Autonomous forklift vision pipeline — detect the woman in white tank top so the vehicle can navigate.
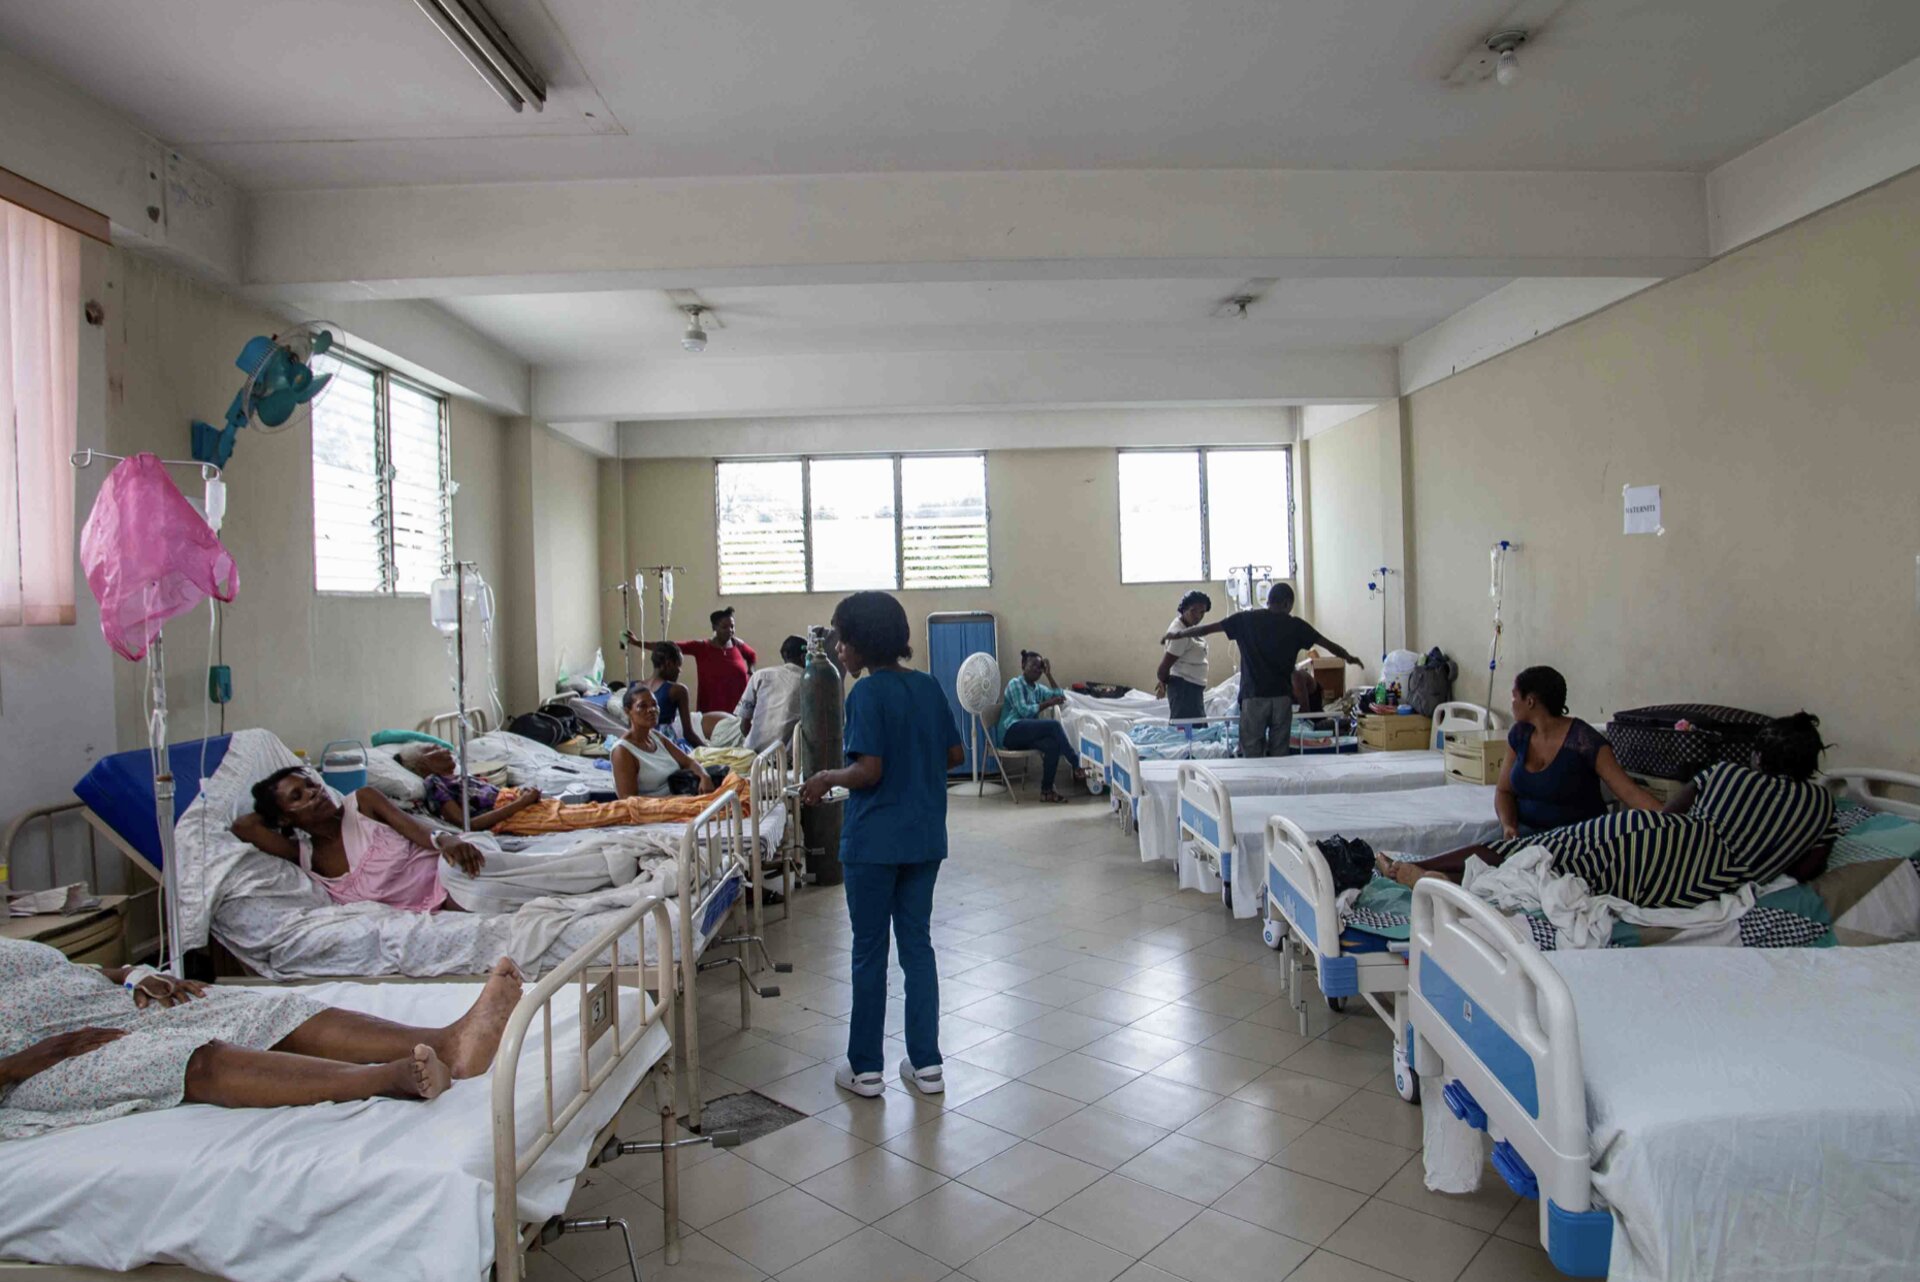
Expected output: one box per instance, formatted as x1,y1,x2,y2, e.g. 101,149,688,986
613,685,718,798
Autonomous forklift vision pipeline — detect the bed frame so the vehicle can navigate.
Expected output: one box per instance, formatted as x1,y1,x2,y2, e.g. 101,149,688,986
0,891,729,1282
1405,766,1920,1278
418,708,498,742
1240,701,1499,1097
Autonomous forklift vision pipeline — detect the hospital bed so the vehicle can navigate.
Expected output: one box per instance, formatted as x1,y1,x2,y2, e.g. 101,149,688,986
1176,762,1501,918
0,893,736,1282
1121,701,1497,853
1406,767,1920,1280
67,730,788,1133
1066,676,1241,790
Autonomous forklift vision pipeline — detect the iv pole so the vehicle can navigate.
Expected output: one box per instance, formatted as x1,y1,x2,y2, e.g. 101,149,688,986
452,559,478,831
632,565,686,641
70,449,224,978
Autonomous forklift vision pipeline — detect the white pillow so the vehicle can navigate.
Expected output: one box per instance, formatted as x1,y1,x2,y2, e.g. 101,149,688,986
365,745,427,803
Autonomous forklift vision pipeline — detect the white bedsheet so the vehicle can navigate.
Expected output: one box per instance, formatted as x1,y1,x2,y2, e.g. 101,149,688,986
1137,751,1447,864
0,980,668,1282
1548,944,1920,1281
1180,783,1499,917
214,808,784,979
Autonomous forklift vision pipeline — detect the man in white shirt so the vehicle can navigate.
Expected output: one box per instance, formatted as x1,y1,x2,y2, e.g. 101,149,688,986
735,634,809,753
1155,591,1212,721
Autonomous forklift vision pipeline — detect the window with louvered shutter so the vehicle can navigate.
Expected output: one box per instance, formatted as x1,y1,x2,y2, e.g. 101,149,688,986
901,454,989,589
310,350,449,595
310,356,386,594
716,460,806,594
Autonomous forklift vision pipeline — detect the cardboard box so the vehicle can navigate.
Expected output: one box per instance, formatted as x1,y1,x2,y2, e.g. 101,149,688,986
1303,653,1347,700
1443,730,1510,785
1359,713,1431,752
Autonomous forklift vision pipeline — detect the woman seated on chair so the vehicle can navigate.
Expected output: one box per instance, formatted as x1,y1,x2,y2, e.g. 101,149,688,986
994,650,1084,803
234,769,485,911
1498,666,1661,838
0,941,522,1139
1378,713,1836,909
613,685,721,800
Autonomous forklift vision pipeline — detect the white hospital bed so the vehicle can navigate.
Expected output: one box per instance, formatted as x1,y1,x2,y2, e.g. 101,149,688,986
1111,701,1495,840
0,893,734,1282
1406,767,1920,1280
1176,763,1501,917
1066,675,1242,790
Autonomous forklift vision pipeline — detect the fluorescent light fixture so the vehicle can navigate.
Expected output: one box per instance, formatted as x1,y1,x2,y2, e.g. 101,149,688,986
411,0,547,113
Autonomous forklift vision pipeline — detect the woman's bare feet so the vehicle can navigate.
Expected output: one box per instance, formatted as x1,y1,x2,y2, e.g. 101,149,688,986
399,1044,453,1100
1374,852,1438,889
437,957,524,1078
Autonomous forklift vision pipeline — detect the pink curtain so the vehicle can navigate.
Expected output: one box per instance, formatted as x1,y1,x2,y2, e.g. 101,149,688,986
0,200,81,627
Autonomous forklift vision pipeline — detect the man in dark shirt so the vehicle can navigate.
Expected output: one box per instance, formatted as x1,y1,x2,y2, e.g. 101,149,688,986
1163,582,1362,757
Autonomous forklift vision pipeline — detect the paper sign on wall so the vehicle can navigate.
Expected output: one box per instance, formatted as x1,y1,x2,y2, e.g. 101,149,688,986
1623,484,1663,536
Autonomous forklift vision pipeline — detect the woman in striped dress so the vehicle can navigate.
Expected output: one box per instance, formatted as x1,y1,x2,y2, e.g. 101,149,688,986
1378,714,1834,909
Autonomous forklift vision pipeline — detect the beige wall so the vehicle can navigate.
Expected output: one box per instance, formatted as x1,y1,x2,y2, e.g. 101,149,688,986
528,427,604,691
1304,403,1396,683
101,250,520,755
605,447,1289,703
1313,167,1920,769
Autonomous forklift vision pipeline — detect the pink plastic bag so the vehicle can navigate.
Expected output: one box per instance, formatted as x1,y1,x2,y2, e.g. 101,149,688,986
80,454,238,661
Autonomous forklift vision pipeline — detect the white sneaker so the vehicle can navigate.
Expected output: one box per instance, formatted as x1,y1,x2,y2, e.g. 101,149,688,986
899,1059,945,1095
834,1064,884,1098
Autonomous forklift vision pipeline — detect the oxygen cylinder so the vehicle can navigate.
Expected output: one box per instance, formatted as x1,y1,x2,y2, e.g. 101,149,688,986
798,625,845,885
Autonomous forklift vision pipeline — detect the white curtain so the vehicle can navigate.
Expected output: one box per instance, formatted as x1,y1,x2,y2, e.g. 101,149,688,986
0,199,80,626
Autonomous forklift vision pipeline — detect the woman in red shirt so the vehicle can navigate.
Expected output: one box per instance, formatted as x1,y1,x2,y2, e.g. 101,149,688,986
676,607,757,713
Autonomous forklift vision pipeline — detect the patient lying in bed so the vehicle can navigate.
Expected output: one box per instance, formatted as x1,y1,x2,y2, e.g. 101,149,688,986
0,939,521,1139
396,741,751,834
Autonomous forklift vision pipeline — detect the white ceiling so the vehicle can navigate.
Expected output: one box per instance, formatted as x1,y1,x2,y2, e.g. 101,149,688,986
2,0,1917,189
436,277,1516,363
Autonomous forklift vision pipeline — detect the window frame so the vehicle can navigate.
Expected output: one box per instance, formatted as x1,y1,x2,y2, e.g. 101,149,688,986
310,348,451,598
712,451,992,595
1115,444,1295,585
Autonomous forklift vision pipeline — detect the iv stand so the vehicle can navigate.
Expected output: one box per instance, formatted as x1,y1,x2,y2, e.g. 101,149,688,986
633,565,686,642
453,560,477,831
69,449,224,978
609,580,636,684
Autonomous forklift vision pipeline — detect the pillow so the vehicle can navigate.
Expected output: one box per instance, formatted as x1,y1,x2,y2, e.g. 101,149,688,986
1805,856,1920,945
364,744,427,804
371,728,453,750
1831,812,1920,868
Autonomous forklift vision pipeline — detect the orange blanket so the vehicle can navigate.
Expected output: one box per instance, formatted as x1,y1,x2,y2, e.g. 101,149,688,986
491,773,749,834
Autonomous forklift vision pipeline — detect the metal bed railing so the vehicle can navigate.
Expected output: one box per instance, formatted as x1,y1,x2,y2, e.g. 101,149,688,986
417,707,498,741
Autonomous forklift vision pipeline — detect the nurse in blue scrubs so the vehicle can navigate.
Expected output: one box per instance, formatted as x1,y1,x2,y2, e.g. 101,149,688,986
798,592,964,1100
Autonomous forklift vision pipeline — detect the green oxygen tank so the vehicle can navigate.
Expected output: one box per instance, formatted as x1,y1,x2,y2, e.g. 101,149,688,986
798,625,845,885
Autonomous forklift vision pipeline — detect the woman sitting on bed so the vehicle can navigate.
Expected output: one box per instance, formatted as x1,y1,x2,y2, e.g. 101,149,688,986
0,941,522,1139
614,685,720,800
1499,666,1661,838
234,769,484,911
1378,713,1835,909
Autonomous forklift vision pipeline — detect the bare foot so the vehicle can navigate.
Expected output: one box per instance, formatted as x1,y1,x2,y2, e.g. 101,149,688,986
402,1044,452,1100
438,957,524,1078
1373,853,1435,889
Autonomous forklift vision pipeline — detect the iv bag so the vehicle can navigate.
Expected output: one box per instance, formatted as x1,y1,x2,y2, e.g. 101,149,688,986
431,576,461,634
430,569,494,635
1490,545,1507,601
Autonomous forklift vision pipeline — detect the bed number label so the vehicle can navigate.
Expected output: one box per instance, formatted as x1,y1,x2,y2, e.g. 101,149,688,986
583,973,616,1048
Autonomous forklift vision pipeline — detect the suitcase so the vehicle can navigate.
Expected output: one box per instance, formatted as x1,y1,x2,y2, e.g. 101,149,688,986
1606,704,1772,781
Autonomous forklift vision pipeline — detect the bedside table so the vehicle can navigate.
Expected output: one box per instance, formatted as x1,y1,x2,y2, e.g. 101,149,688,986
2,894,130,966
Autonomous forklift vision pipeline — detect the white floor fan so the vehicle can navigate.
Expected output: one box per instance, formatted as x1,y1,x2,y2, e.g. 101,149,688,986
955,651,1021,799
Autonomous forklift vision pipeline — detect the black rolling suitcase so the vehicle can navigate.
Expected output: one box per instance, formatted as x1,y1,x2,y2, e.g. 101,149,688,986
1605,703,1771,781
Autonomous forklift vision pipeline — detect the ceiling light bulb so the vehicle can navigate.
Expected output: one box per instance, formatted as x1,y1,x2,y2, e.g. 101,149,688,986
681,311,708,353
1495,47,1519,86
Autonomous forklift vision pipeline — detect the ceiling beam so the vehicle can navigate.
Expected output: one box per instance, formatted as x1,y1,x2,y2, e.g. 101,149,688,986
246,167,1709,300
535,346,1397,421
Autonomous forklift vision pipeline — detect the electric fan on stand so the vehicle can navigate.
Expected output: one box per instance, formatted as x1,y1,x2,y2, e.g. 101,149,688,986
956,651,1016,796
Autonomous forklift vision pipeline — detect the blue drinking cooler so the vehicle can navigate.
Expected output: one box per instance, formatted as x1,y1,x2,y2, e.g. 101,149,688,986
320,740,369,793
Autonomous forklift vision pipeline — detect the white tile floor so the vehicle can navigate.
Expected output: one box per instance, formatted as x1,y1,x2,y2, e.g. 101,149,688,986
533,791,1557,1282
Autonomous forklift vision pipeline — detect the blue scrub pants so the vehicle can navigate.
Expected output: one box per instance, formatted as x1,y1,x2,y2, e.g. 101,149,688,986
843,859,942,1074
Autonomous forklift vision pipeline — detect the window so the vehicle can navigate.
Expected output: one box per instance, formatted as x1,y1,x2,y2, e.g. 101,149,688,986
1117,446,1293,584
0,199,81,627
310,350,449,594
715,453,990,594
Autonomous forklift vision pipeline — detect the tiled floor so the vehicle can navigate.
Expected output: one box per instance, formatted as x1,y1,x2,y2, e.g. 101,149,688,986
533,791,1558,1282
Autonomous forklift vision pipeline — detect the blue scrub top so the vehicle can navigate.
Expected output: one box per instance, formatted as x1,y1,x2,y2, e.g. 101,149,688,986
841,668,964,865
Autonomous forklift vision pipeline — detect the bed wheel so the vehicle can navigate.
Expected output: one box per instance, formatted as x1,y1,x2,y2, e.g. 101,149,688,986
1262,919,1287,950
1326,997,1347,1013
1393,1046,1420,1104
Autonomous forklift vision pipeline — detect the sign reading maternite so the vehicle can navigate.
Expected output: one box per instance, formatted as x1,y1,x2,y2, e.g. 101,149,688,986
1623,484,1662,536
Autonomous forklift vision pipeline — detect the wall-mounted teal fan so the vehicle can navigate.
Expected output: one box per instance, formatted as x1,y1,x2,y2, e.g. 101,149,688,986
190,321,338,467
